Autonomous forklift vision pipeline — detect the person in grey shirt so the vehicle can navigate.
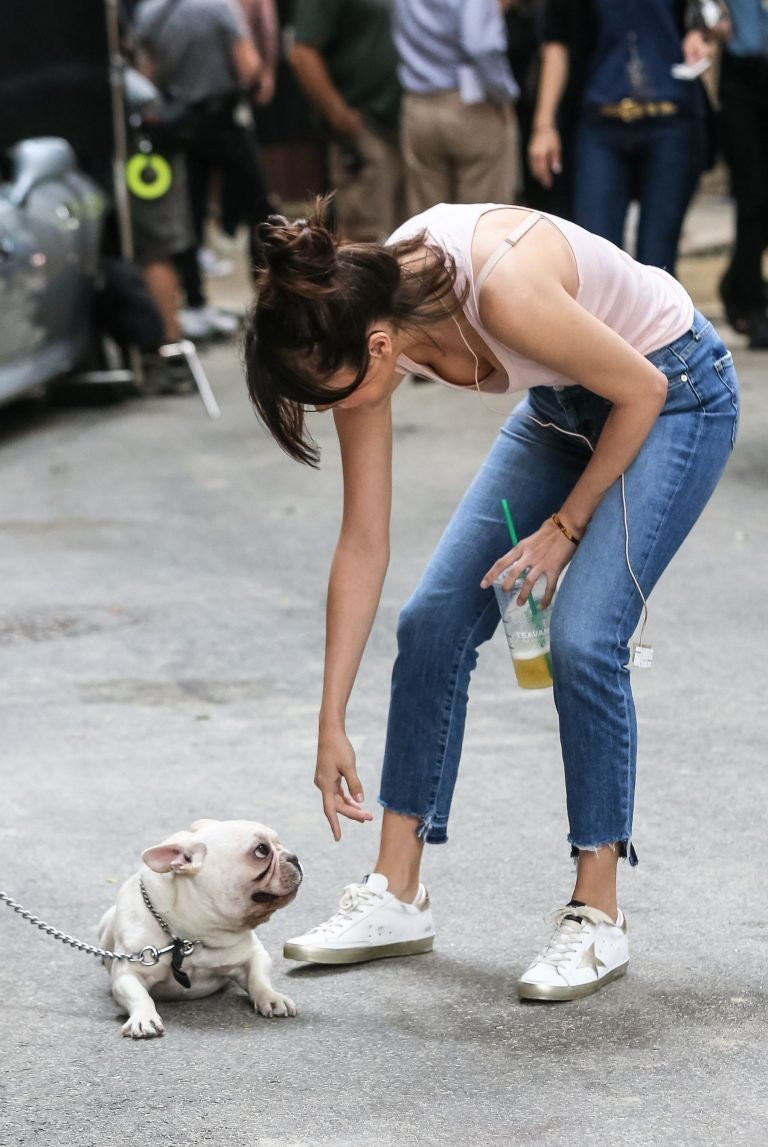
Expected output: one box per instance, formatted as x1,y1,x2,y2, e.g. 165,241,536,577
392,0,520,214
134,0,275,340
134,0,254,103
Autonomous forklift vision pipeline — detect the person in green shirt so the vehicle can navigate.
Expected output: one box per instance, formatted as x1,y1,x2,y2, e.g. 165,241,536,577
290,0,403,241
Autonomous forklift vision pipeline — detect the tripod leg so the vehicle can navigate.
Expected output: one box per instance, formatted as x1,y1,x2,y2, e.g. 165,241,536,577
159,340,221,419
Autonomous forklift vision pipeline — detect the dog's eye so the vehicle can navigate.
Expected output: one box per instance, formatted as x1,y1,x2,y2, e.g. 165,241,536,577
253,843,271,859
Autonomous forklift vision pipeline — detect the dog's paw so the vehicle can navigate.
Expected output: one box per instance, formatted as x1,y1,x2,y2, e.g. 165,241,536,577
252,990,298,1018
121,1010,165,1039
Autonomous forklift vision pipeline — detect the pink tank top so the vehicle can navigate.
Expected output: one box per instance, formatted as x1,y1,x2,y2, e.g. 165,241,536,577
386,203,694,393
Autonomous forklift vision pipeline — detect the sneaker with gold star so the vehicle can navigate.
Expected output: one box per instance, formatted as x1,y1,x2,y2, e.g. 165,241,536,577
516,902,629,1001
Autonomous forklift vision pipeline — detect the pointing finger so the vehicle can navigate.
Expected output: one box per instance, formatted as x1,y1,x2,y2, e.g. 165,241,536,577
322,792,341,841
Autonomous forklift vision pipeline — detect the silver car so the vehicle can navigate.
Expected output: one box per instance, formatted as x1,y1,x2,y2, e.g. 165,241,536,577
0,137,106,405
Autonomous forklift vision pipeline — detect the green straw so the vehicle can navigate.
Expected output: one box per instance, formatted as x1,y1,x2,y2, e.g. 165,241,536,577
500,499,541,624
500,498,519,547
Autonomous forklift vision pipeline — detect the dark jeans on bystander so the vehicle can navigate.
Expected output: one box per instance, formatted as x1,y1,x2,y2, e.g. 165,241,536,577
718,51,768,334
572,109,707,276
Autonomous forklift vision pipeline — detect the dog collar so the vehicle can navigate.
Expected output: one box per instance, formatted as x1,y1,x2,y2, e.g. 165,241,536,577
139,877,201,989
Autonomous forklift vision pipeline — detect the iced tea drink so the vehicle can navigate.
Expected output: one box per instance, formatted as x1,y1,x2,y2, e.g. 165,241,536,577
511,647,553,690
493,573,553,690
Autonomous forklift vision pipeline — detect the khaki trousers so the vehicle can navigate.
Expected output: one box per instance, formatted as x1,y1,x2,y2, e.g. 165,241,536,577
328,123,404,242
401,89,518,215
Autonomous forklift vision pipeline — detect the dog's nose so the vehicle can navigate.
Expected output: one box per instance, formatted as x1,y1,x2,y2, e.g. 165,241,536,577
285,853,302,873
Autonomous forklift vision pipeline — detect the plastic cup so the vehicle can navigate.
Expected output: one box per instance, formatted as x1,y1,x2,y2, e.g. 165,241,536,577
493,572,553,690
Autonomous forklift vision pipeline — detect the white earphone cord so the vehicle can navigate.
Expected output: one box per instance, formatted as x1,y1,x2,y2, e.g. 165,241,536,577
451,314,649,645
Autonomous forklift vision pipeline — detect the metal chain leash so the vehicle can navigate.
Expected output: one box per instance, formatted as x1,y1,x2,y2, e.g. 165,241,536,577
0,889,188,967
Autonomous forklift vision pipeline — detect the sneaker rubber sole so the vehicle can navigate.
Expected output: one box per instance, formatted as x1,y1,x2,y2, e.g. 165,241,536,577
283,935,434,965
516,959,629,1001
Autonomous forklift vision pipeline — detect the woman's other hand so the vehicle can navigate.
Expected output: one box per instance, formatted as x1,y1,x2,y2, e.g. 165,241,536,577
682,28,716,63
528,124,563,189
480,516,580,608
315,728,373,841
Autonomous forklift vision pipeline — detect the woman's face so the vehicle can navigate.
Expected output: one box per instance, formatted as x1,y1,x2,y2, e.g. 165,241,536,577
314,329,396,412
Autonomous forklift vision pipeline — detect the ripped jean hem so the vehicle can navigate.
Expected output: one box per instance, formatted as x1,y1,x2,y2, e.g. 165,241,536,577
377,798,449,844
569,837,639,867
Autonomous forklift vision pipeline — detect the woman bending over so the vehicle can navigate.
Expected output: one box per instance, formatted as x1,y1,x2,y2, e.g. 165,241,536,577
244,197,738,1000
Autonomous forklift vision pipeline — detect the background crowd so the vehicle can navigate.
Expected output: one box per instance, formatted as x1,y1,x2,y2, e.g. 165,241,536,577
122,0,768,356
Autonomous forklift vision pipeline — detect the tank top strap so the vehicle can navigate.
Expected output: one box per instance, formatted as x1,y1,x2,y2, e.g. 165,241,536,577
474,212,543,297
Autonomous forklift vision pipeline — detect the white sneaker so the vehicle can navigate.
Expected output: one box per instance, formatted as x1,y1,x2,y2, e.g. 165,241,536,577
516,903,629,1001
202,305,240,337
198,247,235,278
179,305,240,341
283,873,435,965
179,306,214,341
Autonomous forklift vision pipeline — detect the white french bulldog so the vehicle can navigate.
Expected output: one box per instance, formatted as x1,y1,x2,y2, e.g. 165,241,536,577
98,818,302,1039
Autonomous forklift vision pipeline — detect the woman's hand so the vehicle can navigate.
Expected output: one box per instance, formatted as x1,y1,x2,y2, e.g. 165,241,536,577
682,28,716,63
528,125,562,189
480,516,580,608
315,728,374,841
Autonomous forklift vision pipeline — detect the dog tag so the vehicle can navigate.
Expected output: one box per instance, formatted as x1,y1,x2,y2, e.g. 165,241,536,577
171,939,192,989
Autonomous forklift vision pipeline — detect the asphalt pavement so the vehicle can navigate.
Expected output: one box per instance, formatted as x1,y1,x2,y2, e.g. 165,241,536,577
1,212,767,1146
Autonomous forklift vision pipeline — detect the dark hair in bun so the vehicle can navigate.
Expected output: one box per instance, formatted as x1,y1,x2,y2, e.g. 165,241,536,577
259,211,338,294
244,196,463,466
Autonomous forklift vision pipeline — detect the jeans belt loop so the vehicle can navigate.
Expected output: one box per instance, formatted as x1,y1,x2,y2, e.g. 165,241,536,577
597,98,679,122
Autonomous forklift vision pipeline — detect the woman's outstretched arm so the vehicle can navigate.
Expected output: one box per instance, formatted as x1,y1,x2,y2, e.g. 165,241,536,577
316,397,393,839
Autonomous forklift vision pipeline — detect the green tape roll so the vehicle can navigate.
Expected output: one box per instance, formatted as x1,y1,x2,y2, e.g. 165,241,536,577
126,152,173,200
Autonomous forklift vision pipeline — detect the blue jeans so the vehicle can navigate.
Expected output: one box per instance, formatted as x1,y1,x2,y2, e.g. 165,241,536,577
573,111,707,275
378,314,739,862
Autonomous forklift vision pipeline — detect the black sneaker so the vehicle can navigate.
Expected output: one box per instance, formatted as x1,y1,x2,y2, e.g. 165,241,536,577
719,271,750,334
747,312,768,350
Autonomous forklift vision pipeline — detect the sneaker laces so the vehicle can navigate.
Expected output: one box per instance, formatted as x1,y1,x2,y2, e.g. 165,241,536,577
308,883,385,936
537,905,610,968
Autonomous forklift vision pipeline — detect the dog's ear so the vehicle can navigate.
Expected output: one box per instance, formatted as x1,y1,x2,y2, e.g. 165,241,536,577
142,834,207,875
189,818,218,832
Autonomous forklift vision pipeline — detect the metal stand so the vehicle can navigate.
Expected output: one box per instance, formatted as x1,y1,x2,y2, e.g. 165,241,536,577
159,340,221,419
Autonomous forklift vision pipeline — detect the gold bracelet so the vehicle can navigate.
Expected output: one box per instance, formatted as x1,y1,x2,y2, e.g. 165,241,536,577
551,512,581,545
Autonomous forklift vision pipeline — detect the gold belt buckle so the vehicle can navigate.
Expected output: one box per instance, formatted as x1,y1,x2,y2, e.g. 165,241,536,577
618,98,641,122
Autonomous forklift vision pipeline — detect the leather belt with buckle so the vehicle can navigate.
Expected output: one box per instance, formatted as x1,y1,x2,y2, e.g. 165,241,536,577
597,98,679,123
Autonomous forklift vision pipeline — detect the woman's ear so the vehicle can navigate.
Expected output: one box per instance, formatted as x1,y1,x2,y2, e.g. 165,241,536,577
368,328,392,359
